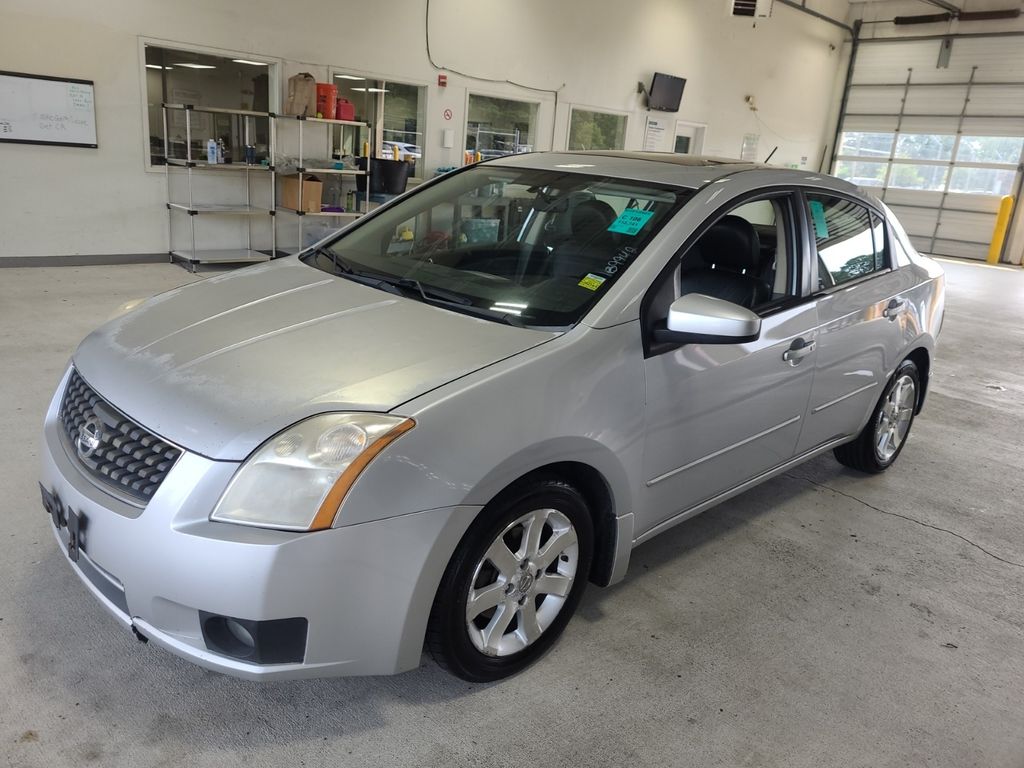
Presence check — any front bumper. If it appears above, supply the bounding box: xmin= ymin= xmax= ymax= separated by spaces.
xmin=40 ymin=372 xmax=479 ymax=680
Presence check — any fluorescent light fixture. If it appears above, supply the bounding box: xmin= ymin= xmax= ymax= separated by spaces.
xmin=490 ymin=306 xmax=523 ymax=315
xmin=492 ymin=301 xmax=528 ymax=309
xmin=350 ymin=87 xmax=367 ymax=92
xmin=145 ymin=64 xmax=162 ymax=70
xmin=232 ymin=59 xmax=269 ymax=66
xmin=174 ymin=63 xmax=217 ymax=69
xmin=335 ymin=74 xmax=365 ymax=80
xmin=366 ymin=88 xmax=389 ymax=93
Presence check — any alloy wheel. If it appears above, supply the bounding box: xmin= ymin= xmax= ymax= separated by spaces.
xmin=465 ymin=508 xmax=579 ymax=657
xmin=874 ymin=373 xmax=916 ymax=462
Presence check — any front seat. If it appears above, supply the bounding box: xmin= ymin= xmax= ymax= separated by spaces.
xmin=549 ymin=199 xmax=619 ymax=278
xmin=679 ymin=215 xmax=771 ymax=308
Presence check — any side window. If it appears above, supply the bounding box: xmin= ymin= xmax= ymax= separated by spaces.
xmin=674 ymin=195 xmax=798 ymax=311
xmin=807 ymin=194 xmax=885 ymax=289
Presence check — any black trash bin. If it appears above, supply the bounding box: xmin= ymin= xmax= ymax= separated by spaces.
xmin=356 ymin=158 xmax=411 ymax=195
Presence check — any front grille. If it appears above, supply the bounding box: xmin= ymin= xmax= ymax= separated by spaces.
xmin=59 ymin=370 xmax=181 ymax=504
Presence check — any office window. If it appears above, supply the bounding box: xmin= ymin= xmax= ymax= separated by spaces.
xmin=466 ymin=95 xmax=538 ymax=158
xmin=144 ymin=44 xmax=273 ymax=166
xmin=333 ymin=73 xmax=426 ymax=176
xmin=568 ymin=109 xmax=626 ymax=151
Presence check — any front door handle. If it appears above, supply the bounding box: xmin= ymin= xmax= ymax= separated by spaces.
xmin=782 ymin=337 xmax=815 ymax=364
xmin=883 ymin=298 xmax=907 ymax=320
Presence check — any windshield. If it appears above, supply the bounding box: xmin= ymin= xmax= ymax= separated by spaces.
xmin=301 ymin=164 xmax=689 ymax=327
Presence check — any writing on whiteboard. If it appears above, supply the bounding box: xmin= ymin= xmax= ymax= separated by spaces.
xmin=0 ymin=72 xmax=98 ymax=147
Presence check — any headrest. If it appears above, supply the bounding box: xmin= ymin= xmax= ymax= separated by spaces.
xmin=571 ymin=199 xmax=618 ymax=238
xmin=699 ymin=215 xmax=761 ymax=271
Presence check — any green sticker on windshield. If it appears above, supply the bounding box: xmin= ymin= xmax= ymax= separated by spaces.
xmin=607 ymin=208 xmax=655 ymax=236
xmin=809 ymin=200 xmax=829 ymax=239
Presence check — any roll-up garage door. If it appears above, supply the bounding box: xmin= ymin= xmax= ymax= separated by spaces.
xmin=832 ymin=36 xmax=1024 ymax=261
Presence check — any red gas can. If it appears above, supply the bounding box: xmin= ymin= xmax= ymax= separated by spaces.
xmin=315 ymin=83 xmax=338 ymax=119
xmin=336 ymin=98 xmax=355 ymax=122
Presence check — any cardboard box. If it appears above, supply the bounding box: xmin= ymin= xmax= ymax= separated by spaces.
xmin=280 ymin=174 xmax=322 ymax=213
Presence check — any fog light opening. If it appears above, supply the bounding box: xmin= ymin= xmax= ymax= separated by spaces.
xmin=199 ymin=612 xmax=308 ymax=664
xmin=225 ymin=618 xmax=255 ymax=650
xmin=201 ymin=615 xmax=258 ymax=660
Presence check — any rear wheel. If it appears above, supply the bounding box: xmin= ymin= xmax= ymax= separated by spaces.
xmin=834 ymin=359 xmax=920 ymax=473
xmin=427 ymin=478 xmax=593 ymax=682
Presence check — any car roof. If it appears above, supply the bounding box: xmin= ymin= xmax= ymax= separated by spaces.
xmin=488 ymin=150 xmax=862 ymax=195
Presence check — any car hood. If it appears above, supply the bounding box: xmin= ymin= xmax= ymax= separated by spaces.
xmin=74 ymin=258 xmax=555 ymax=460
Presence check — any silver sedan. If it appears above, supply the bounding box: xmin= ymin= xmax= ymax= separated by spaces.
xmin=40 ymin=151 xmax=944 ymax=681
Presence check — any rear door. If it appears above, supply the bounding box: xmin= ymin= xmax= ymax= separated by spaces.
xmin=795 ymin=191 xmax=917 ymax=453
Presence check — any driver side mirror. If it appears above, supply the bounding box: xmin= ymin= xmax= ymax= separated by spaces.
xmin=654 ymin=293 xmax=762 ymax=345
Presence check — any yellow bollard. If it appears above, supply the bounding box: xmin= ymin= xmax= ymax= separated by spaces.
xmin=392 ymin=144 xmax=399 ymax=161
xmin=987 ymin=195 xmax=1014 ymax=265
xmin=475 ymin=151 xmax=482 ymax=163
xmin=362 ymin=140 xmax=370 ymax=157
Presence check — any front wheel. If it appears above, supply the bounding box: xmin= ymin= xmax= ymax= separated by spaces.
xmin=426 ymin=478 xmax=594 ymax=682
xmin=834 ymin=359 xmax=920 ymax=473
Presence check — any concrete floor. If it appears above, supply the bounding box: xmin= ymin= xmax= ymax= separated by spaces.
xmin=1 ymin=258 xmax=1023 ymax=767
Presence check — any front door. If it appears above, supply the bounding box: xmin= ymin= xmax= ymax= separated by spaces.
xmin=638 ymin=192 xmax=818 ymax=536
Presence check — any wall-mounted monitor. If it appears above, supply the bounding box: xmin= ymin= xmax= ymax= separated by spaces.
xmin=648 ymin=73 xmax=686 ymax=113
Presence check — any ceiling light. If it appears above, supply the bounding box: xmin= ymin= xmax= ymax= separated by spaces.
xmin=366 ymin=88 xmax=389 ymax=93
xmin=174 ymin=63 xmax=217 ymax=69
xmin=232 ymin=59 xmax=268 ymax=66
xmin=335 ymin=75 xmax=365 ymax=80
xmin=350 ymin=87 xmax=367 ymax=92
xmin=145 ymin=64 xmax=163 ymax=69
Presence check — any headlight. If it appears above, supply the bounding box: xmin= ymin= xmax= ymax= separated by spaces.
xmin=210 ymin=413 xmax=415 ymax=531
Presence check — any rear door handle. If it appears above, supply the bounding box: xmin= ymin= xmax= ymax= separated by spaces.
xmin=782 ymin=337 xmax=815 ymax=364
xmin=883 ymin=298 xmax=907 ymax=320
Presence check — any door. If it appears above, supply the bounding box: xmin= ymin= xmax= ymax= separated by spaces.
xmin=638 ymin=192 xmax=818 ymax=534
xmin=673 ymin=121 xmax=707 ymax=155
xmin=796 ymin=192 xmax=914 ymax=453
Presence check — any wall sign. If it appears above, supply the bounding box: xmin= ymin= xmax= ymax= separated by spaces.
xmin=0 ymin=70 xmax=98 ymax=148
xmin=443 ymin=108 xmax=453 ymax=121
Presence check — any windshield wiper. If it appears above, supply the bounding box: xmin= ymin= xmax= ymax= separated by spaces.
xmin=378 ymin=276 xmax=525 ymax=327
xmin=390 ymin=277 xmax=472 ymax=306
xmin=311 ymin=247 xmax=524 ymax=327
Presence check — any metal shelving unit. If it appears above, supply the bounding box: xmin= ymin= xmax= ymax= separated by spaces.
xmin=272 ymin=114 xmax=372 ymax=246
xmin=162 ymin=104 xmax=277 ymax=272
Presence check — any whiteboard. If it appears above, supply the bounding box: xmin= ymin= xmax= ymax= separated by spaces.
xmin=0 ymin=71 xmax=98 ymax=148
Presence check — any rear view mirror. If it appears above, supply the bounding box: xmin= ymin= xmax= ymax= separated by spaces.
xmin=656 ymin=293 xmax=761 ymax=345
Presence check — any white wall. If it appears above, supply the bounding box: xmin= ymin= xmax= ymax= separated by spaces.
xmin=0 ymin=0 xmax=848 ymax=259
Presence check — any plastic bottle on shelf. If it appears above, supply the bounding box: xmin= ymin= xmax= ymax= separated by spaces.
xmin=206 ymin=138 xmax=217 ymax=164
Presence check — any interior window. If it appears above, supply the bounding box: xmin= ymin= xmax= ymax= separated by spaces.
xmin=144 ymin=44 xmax=273 ymax=166
xmin=807 ymin=194 xmax=882 ymax=289
xmin=466 ymin=95 xmax=539 ymax=158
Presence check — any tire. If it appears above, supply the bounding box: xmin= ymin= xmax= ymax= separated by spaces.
xmin=834 ymin=359 xmax=920 ymax=473
xmin=426 ymin=477 xmax=594 ymax=682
